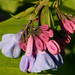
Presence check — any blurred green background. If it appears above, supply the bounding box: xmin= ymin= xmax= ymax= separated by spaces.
xmin=0 ymin=0 xmax=75 ymax=75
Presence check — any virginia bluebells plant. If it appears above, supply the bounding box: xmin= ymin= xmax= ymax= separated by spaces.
xmin=1 ymin=0 xmax=75 ymax=73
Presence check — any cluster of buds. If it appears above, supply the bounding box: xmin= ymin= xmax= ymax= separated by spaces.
xmin=57 ymin=8 xmax=75 ymax=34
xmin=54 ymin=8 xmax=75 ymax=51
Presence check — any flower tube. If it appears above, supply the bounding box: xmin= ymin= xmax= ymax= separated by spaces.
xmin=20 ymin=35 xmax=34 ymax=72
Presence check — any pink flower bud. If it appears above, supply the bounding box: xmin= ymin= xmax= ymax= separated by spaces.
xmin=34 ymin=36 xmax=44 ymax=51
xmin=60 ymin=19 xmax=74 ymax=34
xmin=40 ymin=25 xmax=49 ymax=31
xmin=39 ymin=33 xmax=49 ymax=43
xmin=65 ymin=19 xmax=74 ymax=34
xmin=42 ymin=29 xmax=54 ymax=38
xmin=46 ymin=40 xmax=61 ymax=55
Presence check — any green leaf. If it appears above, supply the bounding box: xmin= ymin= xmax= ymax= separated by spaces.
xmin=59 ymin=0 xmax=75 ymax=15
xmin=0 ymin=12 xmax=28 ymax=34
xmin=0 ymin=0 xmax=21 ymax=13
xmin=40 ymin=6 xmax=51 ymax=26
xmin=50 ymin=10 xmax=55 ymax=28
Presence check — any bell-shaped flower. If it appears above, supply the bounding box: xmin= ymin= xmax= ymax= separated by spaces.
xmin=31 ymin=50 xmax=57 ymax=73
xmin=20 ymin=35 xmax=34 ymax=72
xmin=0 ymin=32 xmax=22 ymax=58
xmin=46 ymin=50 xmax=63 ymax=68
xmin=46 ymin=40 xmax=61 ymax=55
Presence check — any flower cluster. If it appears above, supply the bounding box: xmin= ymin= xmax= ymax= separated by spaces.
xmin=19 ymin=25 xmax=63 ymax=72
xmin=0 ymin=25 xmax=63 ymax=73
xmin=55 ymin=7 xmax=75 ymax=51
xmin=0 ymin=0 xmax=75 ymax=73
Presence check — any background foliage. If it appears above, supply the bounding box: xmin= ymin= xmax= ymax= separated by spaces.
xmin=0 ymin=0 xmax=75 ymax=75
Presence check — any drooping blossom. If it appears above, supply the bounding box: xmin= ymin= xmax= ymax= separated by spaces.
xmin=31 ymin=50 xmax=63 ymax=73
xmin=20 ymin=35 xmax=34 ymax=72
xmin=0 ymin=32 xmax=22 ymax=58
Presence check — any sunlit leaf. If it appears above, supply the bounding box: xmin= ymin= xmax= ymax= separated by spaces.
xmin=40 ymin=6 xmax=51 ymax=26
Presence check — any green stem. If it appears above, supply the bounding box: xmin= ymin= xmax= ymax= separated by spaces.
xmin=57 ymin=8 xmax=66 ymax=20
xmin=55 ymin=0 xmax=59 ymax=8
xmin=35 ymin=0 xmax=47 ymax=14
xmin=23 ymin=21 xmax=32 ymax=33
xmin=34 ymin=0 xmax=40 ymax=8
